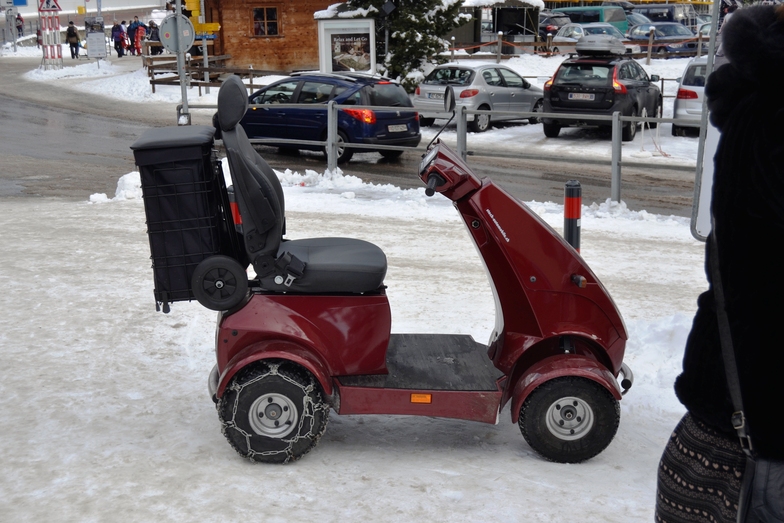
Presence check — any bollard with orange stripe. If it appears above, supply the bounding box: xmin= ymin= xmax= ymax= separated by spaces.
xmin=564 ymin=180 xmax=581 ymax=252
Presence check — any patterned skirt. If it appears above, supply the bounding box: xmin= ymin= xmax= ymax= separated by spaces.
xmin=656 ymin=412 xmax=747 ymax=523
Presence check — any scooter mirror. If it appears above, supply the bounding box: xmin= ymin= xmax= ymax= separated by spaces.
xmin=444 ymin=86 xmax=456 ymax=113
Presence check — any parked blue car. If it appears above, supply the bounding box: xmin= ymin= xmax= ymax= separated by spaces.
xmin=240 ymin=72 xmax=421 ymax=163
xmin=627 ymin=22 xmax=698 ymax=55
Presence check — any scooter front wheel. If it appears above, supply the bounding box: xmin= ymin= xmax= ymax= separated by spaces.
xmin=218 ymin=360 xmax=329 ymax=464
xmin=519 ymin=376 xmax=619 ymax=463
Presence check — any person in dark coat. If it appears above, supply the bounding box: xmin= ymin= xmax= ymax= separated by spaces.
xmin=111 ymin=21 xmax=125 ymax=58
xmin=147 ymin=21 xmax=162 ymax=56
xmin=65 ymin=21 xmax=80 ymax=59
xmin=656 ymin=5 xmax=784 ymax=523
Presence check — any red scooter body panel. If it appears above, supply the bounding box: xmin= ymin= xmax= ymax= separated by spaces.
xmin=337 ymin=386 xmax=503 ymax=424
xmin=216 ymin=292 xmax=392 ymax=396
xmin=420 ymin=143 xmax=627 ymax=376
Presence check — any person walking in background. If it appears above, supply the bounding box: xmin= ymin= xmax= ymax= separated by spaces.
xmin=16 ymin=14 xmax=24 ymax=37
xmin=147 ymin=21 xmax=162 ymax=55
xmin=133 ymin=20 xmax=147 ymax=57
xmin=127 ymin=17 xmax=141 ymax=55
xmin=111 ymin=21 xmax=125 ymax=58
xmin=655 ymin=5 xmax=784 ymax=523
xmin=65 ymin=21 xmax=80 ymax=59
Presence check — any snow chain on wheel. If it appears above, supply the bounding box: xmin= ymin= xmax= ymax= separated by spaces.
xmin=217 ymin=360 xmax=330 ymax=464
xmin=519 ymin=376 xmax=620 ymax=463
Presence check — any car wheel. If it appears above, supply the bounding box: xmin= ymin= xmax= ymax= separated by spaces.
xmin=622 ymin=107 xmax=638 ymax=142
xmin=656 ymin=47 xmax=667 ymax=57
xmin=543 ymin=122 xmax=561 ymax=138
xmin=469 ymin=105 xmax=491 ymax=132
xmin=419 ymin=117 xmax=435 ymax=127
xmin=323 ymin=130 xmax=354 ymax=164
xmin=379 ymin=150 xmax=404 ymax=160
xmin=191 ymin=255 xmax=248 ymax=311
xmin=519 ymin=376 xmax=620 ymax=463
xmin=218 ymin=360 xmax=330 ymax=464
xmin=529 ymin=99 xmax=544 ymax=125
xmin=552 ymin=47 xmax=560 ymax=54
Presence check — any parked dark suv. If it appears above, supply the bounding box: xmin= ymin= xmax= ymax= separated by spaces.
xmin=240 ymin=72 xmax=421 ymax=163
xmin=542 ymin=52 xmax=662 ymax=141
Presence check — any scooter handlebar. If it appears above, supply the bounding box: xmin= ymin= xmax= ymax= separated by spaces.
xmin=425 ymin=174 xmax=445 ymax=197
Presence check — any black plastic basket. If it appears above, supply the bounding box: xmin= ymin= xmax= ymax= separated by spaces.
xmin=131 ymin=125 xmax=240 ymax=312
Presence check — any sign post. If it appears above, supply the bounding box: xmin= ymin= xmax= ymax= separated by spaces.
xmin=4 ymin=5 xmax=18 ymax=53
xmin=38 ymin=0 xmax=63 ymax=70
xmin=160 ymin=7 xmax=195 ymax=124
xmin=84 ymin=16 xmax=106 ymax=65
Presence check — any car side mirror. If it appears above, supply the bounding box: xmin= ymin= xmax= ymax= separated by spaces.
xmin=650 ymin=75 xmax=660 ymax=82
xmin=444 ymin=86 xmax=456 ymax=113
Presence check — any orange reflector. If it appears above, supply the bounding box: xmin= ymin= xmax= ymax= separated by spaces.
xmin=410 ymin=393 xmax=432 ymax=404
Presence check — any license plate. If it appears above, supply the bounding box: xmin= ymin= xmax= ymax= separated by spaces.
xmin=428 ymin=93 xmax=443 ymax=99
xmin=388 ymin=124 xmax=407 ymax=133
xmin=569 ymin=93 xmax=595 ymax=101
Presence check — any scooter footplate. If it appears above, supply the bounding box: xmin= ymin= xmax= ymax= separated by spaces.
xmin=338 ymin=334 xmax=502 ymax=391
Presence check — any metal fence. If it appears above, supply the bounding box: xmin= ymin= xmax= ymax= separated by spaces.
xmin=178 ymin=99 xmax=692 ymax=204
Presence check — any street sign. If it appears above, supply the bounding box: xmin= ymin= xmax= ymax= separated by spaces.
xmin=38 ymin=0 xmax=61 ymax=11
xmin=160 ymin=14 xmax=195 ymax=54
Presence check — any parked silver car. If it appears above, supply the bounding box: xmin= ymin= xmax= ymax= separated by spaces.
xmin=552 ymin=23 xmax=642 ymax=54
xmin=414 ymin=64 xmax=544 ymax=132
xmin=672 ymin=56 xmax=706 ymax=136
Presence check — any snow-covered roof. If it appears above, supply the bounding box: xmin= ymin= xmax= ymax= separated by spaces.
xmin=314 ymin=2 xmax=378 ymax=20
xmin=462 ymin=0 xmax=545 ymax=10
xmin=315 ymin=0 xmax=544 ymax=20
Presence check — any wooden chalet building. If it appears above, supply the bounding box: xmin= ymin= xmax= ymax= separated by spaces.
xmin=203 ymin=0 xmax=334 ymax=71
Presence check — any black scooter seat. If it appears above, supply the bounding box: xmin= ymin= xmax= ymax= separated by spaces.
xmin=261 ymin=237 xmax=387 ymax=294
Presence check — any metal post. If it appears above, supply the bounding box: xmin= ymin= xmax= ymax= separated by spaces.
xmin=175 ymin=0 xmax=189 ymax=123
xmin=564 ymin=180 xmax=581 ymax=252
xmin=496 ymin=31 xmax=502 ymax=63
xmin=697 ymin=32 xmax=702 ymax=56
xmin=611 ymin=111 xmax=622 ymax=203
xmin=199 ymin=0 xmax=209 ymax=94
xmin=456 ymin=106 xmax=467 ymax=161
xmin=450 ymin=36 xmax=455 ymax=62
xmin=646 ymin=28 xmax=654 ymax=65
xmin=327 ymin=100 xmax=338 ymax=172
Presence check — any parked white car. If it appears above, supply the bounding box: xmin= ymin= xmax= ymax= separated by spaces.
xmin=672 ymin=56 xmax=707 ymax=136
xmin=414 ymin=63 xmax=544 ymax=133
xmin=552 ymin=23 xmax=641 ymax=54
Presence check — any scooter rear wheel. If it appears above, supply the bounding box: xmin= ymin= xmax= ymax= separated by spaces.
xmin=519 ymin=376 xmax=620 ymax=463
xmin=218 ymin=360 xmax=329 ymax=464
xmin=191 ymin=255 xmax=248 ymax=311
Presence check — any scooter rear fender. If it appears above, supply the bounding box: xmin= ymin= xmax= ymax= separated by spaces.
xmin=509 ymin=353 xmax=621 ymax=424
xmin=216 ymin=339 xmax=333 ymax=399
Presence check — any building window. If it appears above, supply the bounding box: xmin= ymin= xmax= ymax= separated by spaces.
xmin=253 ymin=7 xmax=279 ymax=36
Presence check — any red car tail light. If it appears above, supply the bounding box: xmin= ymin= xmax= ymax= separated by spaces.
xmin=676 ymin=88 xmax=699 ymax=99
xmin=544 ymin=78 xmax=553 ymax=91
xmin=611 ymin=67 xmax=627 ymax=94
xmin=344 ymin=108 xmax=377 ymax=124
xmin=460 ymin=89 xmax=479 ymax=98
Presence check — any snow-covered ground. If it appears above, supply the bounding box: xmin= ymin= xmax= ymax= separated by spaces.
xmin=0 ymin=52 xmax=707 ymax=521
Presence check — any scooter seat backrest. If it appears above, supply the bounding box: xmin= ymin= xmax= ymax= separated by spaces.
xmin=217 ymin=75 xmax=286 ymax=260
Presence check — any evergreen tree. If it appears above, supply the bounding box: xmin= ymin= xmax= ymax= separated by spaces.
xmin=342 ymin=0 xmax=470 ymax=90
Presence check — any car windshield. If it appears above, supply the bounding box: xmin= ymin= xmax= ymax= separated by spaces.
xmin=657 ymin=24 xmax=693 ymax=37
xmin=554 ymin=64 xmax=612 ymax=86
xmin=423 ymin=68 xmax=475 ymax=86
xmin=584 ymin=25 xmax=624 ymax=38
xmin=362 ymin=83 xmax=413 ymax=107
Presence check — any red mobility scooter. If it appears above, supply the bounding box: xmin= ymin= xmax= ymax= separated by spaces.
xmin=133 ymin=76 xmax=632 ymax=464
